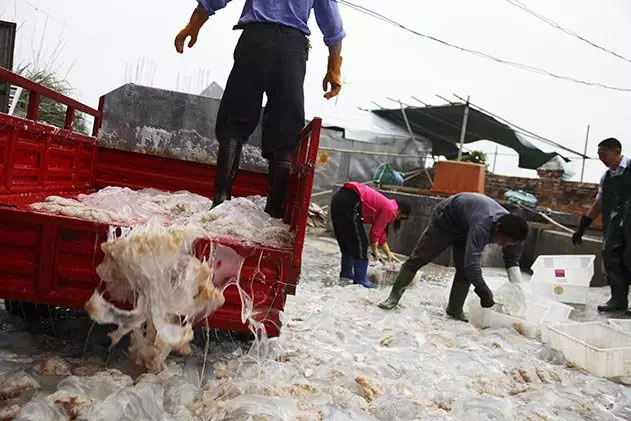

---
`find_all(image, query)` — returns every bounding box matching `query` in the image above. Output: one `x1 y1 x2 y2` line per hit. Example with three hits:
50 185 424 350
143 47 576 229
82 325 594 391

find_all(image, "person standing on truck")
377 192 529 321
174 0 345 218
330 182 412 289
572 138 631 314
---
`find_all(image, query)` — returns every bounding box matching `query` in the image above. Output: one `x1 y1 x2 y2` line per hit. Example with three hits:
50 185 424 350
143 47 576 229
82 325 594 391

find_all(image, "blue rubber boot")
340 254 354 280
353 259 377 288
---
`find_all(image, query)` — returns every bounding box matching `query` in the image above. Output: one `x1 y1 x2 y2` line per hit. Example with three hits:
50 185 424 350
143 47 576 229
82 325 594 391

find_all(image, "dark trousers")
402 201 471 295
331 188 369 260
602 221 631 306
216 23 308 162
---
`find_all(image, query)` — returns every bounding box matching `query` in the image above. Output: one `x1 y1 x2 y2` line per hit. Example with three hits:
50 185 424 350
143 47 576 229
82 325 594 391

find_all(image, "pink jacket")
344 182 398 245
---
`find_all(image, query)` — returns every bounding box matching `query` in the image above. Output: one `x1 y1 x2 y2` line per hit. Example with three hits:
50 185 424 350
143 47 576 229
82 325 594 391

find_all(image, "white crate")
541 301 574 323
530 282 589 304
530 254 595 304
367 268 400 286
608 319 631 334
469 300 550 339
547 322 631 378
531 254 595 285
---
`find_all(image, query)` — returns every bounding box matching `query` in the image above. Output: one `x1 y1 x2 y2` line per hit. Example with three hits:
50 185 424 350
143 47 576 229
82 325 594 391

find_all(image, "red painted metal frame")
94 147 269 200
0 114 96 198
0 67 102 136
0 84 321 336
283 118 321 295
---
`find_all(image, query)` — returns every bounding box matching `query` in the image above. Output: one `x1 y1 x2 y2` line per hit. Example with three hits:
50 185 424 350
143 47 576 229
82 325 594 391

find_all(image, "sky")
3 0 631 184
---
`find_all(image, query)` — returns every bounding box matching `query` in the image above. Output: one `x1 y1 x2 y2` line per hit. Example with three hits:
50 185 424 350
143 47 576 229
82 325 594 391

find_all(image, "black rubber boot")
264 160 291 219
212 140 242 209
597 298 628 312
378 268 417 310
446 278 471 322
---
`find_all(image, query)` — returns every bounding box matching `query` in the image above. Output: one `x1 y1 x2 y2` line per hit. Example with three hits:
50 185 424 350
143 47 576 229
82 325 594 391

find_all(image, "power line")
336 0 631 93
504 0 631 65
17 0 68 27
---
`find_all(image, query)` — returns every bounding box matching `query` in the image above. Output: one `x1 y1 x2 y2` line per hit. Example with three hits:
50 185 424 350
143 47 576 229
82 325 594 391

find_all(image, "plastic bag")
504 190 537 206
373 163 404 186
494 282 526 317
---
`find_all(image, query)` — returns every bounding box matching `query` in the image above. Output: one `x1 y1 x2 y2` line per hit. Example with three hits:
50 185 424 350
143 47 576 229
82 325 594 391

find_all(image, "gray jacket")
441 193 522 287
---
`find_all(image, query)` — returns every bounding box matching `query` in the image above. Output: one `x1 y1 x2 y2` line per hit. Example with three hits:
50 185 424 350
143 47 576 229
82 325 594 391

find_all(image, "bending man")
572 137 631 313
378 192 529 321
175 0 345 217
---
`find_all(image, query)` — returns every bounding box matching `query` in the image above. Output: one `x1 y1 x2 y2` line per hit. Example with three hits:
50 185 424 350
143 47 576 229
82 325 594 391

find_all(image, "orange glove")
322 56 342 99
175 7 208 54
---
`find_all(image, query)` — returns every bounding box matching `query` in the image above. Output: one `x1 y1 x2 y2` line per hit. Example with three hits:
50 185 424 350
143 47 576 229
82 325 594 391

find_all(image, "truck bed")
0 97 320 337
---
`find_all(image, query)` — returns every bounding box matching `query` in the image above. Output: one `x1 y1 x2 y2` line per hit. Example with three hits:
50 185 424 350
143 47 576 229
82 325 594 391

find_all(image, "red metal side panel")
94 147 268 199
0 206 291 336
48 219 108 306
0 208 105 308
0 212 45 301
0 114 97 197
283 118 321 295
194 238 292 337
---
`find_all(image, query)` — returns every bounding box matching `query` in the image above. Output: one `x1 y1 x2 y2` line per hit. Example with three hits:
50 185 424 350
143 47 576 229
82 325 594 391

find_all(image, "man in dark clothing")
378 193 529 321
175 0 345 218
572 138 631 313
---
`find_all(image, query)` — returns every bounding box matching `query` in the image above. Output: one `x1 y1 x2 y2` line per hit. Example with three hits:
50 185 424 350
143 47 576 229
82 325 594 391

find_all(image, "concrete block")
98 84 267 172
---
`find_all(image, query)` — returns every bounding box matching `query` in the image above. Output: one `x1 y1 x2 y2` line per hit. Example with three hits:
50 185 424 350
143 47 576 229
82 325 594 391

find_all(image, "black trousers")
216 23 308 163
403 201 466 278
331 188 369 260
402 201 483 297
602 220 631 306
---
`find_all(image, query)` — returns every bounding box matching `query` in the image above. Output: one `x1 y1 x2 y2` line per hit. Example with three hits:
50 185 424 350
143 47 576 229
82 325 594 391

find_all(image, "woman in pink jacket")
330 182 412 288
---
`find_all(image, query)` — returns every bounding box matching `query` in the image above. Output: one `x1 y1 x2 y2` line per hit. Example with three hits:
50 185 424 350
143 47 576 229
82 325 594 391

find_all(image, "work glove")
371 250 384 263
380 243 401 263
572 215 593 246
370 244 384 263
323 56 342 99
175 24 201 53
475 285 495 308
506 266 523 285
175 8 208 54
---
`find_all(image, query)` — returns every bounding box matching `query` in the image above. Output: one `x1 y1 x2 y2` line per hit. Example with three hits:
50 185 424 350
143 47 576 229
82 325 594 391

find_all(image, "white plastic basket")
367 267 400 286
608 319 631 334
530 255 595 304
469 300 550 339
540 300 574 323
547 322 631 378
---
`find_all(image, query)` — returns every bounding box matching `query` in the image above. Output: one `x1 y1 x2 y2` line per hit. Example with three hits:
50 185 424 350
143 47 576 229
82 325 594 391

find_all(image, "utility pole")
492 145 499 173
457 96 470 160
580 124 590 182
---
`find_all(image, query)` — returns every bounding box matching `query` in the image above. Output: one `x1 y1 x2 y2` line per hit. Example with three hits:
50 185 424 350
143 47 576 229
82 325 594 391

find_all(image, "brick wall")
416 166 601 227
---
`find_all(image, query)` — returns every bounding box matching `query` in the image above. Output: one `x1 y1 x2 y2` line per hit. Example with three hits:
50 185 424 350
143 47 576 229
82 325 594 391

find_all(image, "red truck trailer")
0 67 320 337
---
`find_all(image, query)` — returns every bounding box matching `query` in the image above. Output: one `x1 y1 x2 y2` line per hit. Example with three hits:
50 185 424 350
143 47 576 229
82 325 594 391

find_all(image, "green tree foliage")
460 150 488 165
14 65 89 135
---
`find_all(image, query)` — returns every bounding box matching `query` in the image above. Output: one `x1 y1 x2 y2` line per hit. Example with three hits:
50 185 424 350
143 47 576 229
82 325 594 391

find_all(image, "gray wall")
99 83 267 172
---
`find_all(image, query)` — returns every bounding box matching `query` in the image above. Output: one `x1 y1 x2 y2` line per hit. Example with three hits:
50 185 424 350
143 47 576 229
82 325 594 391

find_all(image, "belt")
233 22 306 36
